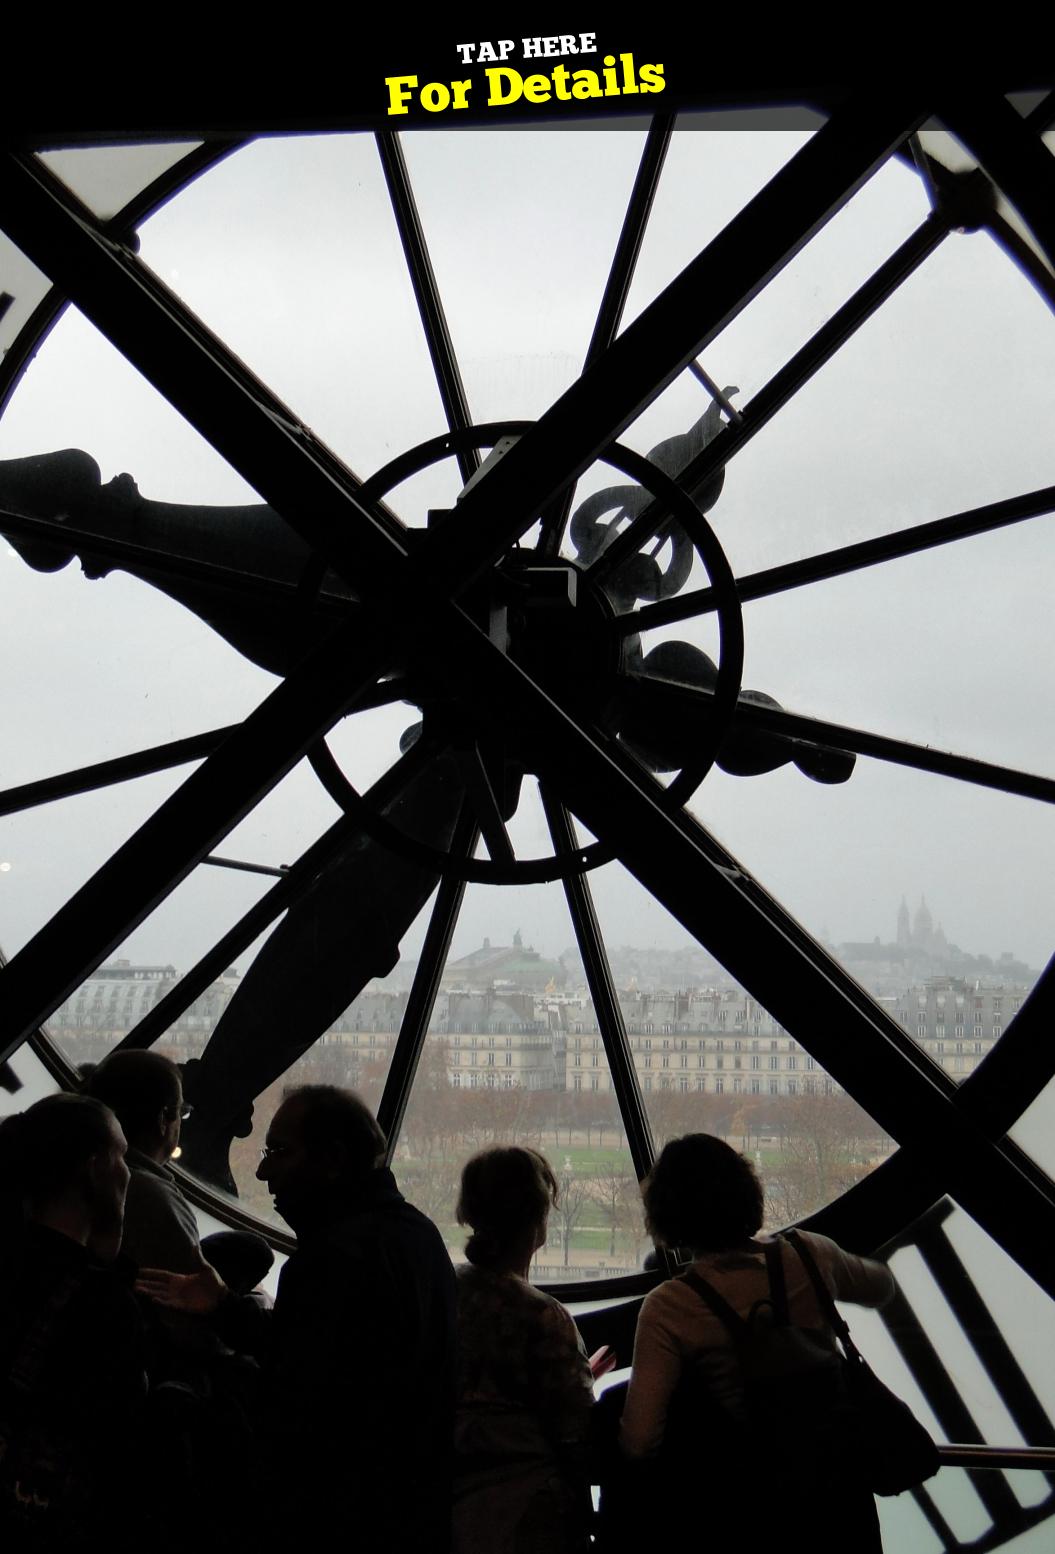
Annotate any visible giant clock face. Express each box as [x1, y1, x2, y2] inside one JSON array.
[[2, 98, 1055, 1544]]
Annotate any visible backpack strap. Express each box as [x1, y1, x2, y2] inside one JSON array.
[[763, 1239, 789, 1326], [679, 1266, 750, 1344], [783, 1230, 863, 1362]]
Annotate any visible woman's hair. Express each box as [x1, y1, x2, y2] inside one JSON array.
[[0, 1093, 118, 1206], [641, 1133, 764, 1253], [456, 1146, 559, 1270], [80, 1050, 181, 1146]]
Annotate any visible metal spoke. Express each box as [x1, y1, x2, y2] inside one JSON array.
[[0, 727, 235, 817], [456, 745, 515, 865], [541, 785, 655, 1184], [201, 854, 288, 879], [619, 671, 1055, 805], [377, 803, 479, 1150], [112, 743, 429, 1053], [538, 113, 675, 557], [686, 359, 743, 423], [615, 483, 1055, 637], [0, 152, 412, 597], [376, 132, 479, 487], [0, 137, 248, 416]]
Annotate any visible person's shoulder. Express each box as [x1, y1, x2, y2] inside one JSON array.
[[125, 1161, 174, 1197], [641, 1267, 702, 1315], [788, 1229, 896, 1306], [321, 1196, 453, 1279], [788, 1228, 865, 1272]]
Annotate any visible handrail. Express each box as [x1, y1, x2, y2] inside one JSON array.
[[938, 1444, 1055, 1470]]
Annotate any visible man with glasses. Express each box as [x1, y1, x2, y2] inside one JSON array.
[[80, 1050, 202, 1275], [82, 1050, 272, 1291]]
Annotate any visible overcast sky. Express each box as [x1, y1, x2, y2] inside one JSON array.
[[1, 126, 1053, 985]]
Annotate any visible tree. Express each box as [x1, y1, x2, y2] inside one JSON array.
[[586, 1166, 641, 1258], [763, 1093, 882, 1224], [554, 1169, 591, 1268]]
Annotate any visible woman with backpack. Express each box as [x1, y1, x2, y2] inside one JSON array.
[[614, 1134, 896, 1553]]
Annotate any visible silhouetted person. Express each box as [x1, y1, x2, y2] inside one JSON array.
[[82, 1050, 270, 1536], [139, 1085, 457, 1553], [81, 1051, 272, 1291], [453, 1146, 615, 1554], [0, 1094, 148, 1551], [613, 1133, 895, 1554]]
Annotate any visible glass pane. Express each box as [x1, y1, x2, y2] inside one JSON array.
[[36, 143, 201, 221], [690, 757, 1051, 1077], [393, 852, 645, 1283], [227, 886, 441, 1226], [621, 129, 926, 402], [721, 520, 1055, 778], [136, 135, 450, 491], [585, 854, 892, 1222], [402, 126, 645, 421], [0, 769, 203, 959], [1011, 1076, 1055, 1181], [878, 1467, 1055, 1552], [0, 1037, 61, 1115], [617, 155, 1055, 592]]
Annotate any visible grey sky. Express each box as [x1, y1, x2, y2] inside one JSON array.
[[0, 127, 1052, 981]]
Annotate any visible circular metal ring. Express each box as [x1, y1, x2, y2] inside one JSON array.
[[305, 420, 744, 883]]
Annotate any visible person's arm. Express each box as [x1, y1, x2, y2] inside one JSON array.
[[531, 1299, 596, 1450], [800, 1231, 896, 1308], [136, 1253, 273, 1356], [618, 1291, 684, 1459]]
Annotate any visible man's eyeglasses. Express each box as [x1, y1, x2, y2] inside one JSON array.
[[259, 1143, 291, 1163]]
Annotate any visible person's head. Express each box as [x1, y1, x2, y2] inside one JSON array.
[[80, 1050, 185, 1164], [256, 1086, 387, 1232], [0, 1093, 130, 1256], [641, 1133, 764, 1255], [456, 1146, 559, 1274]]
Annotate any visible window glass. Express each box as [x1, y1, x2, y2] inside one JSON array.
[[137, 135, 450, 488], [401, 126, 645, 423], [393, 849, 644, 1283], [0, 1037, 61, 1115], [587, 855, 893, 1223], [693, 758, 1050, 1081]]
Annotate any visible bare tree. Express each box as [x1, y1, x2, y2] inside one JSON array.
[[763, 1093, 881, 1224], [586, 1166, 641, 1257], [555, 1170, 591, 1268]]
